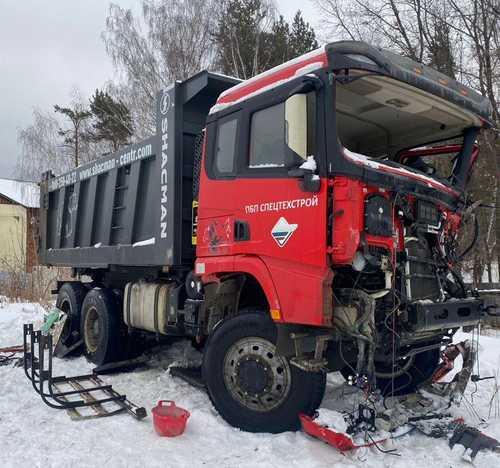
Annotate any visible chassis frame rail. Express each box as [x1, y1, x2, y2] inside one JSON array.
[[23, 323, 146, 420]]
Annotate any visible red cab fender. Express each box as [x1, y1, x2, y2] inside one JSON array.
[[195, 255, 281, 320]]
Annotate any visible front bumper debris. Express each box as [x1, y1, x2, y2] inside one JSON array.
[[408, 298, 483, 332]]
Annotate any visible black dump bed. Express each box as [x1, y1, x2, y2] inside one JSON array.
[[38, 72, 238, 269]]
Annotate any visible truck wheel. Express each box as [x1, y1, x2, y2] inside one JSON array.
[[374, 348, 440, 395], [56, 282, 86, 352], [202, 313, 326, 433], [80, 288, 124, 366]]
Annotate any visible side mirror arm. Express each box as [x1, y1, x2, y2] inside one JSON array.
[[287, 167, 321, 193], [287, 167, 309, 177]]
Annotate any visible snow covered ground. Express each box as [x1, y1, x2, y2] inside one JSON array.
[[1, 301, 500, 468]]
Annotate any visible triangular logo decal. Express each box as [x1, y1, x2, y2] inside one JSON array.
[[271, 217, 298, 247]]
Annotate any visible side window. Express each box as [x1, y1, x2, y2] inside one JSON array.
[[215, 117, 238, 175], [249, 103, 286, 168], [248, 91, 316, 171]]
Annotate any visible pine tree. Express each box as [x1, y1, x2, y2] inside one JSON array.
[[54, 104, 92, 167], [426, 19, 456, 79], [89, 90, 133, 151], [214, 2, 319, 79], [268, 15, 291, 66], [289, 11, 318, 58], [214, 0, 271, 78]]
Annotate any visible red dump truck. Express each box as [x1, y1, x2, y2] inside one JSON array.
[[39, 40, 492, 433]]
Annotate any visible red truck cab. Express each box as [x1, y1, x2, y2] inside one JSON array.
[[193, 41, 490, 431]]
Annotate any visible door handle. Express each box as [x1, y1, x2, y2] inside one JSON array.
[[234, 220, 250, 241]]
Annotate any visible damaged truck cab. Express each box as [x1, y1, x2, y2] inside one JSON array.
[[40, 41, 492, 433]]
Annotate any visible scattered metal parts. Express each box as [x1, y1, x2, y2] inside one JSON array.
[[0, 344, 24, 353], [300, 412, 410, 455], [345, 404, 377, 435], [410, 415, 462, 438], [449, 424, 500, 460], [0, 344, 24, 367], [427, 340, 474, 400], [23, 323, 147, 421]]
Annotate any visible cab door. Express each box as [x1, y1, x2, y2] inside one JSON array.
[[198, 76, 331, 325]]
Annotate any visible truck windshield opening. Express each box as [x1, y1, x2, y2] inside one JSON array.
[[334, 73, 482, 187]]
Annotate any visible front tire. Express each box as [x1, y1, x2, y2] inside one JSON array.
[[202, 313, 326, 433], [80, 288, 125, 366]]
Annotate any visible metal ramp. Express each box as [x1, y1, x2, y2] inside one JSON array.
[[23, 323, 147, 421]]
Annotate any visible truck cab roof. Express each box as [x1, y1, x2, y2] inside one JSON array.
[[210, 40, 492, 127]]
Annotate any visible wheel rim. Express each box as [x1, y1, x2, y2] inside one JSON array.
[[223, 336, 291, 412], [84, 306, 100, 353]]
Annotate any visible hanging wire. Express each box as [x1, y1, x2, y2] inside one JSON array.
[[470, 326, 481, 402], [388, 192, 404, 398], [460, 394, 486, 425]]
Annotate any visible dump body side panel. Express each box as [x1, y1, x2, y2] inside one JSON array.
[[38, 72, 239, 269], [40, 136, 163, 267]]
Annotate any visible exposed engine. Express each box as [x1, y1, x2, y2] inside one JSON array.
[[331, 192, 482, 394]]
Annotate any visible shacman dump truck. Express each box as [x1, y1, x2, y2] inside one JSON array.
[[39, 41, 492, 433]]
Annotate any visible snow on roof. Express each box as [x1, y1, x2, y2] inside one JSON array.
[[0, 178, 39, 208], [210, 45, 327, 113], [217, 45, 326, 101]]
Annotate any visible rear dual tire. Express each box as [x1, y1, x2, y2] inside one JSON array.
[[56, 282, 86, 353], [202, 313, 326, 433], [80, 288, 126, 366]]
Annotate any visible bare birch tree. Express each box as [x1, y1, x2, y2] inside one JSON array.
[[17, 108, 67, 181], [313, 0, 499, 284], [102, 0, 221, 137], [17, 89, 107, 180]]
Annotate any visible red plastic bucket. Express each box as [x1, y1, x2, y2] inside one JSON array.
[[152, 400, 190, 437]]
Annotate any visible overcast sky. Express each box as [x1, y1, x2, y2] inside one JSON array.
[[0, 0, 320, 180]]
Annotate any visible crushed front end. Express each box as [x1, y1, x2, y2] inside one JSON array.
[[321, 42, 492, 394], [329, 172, 484, 393]]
